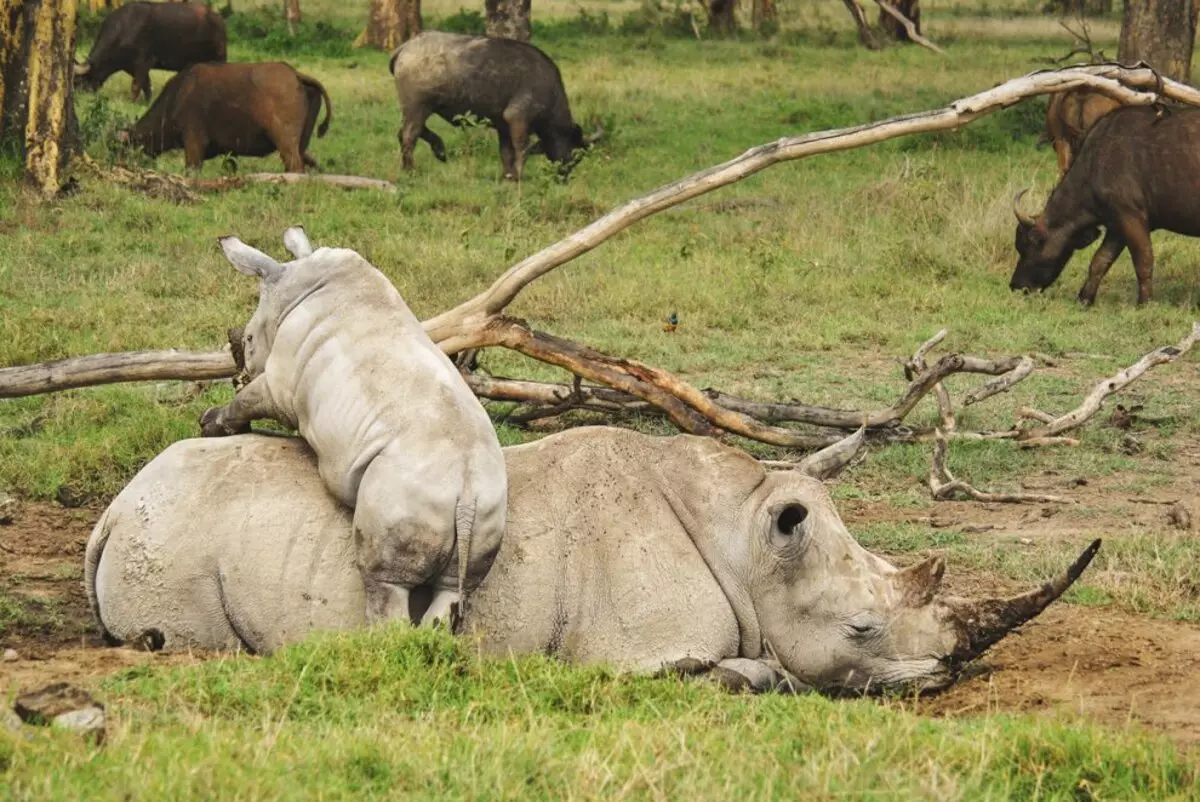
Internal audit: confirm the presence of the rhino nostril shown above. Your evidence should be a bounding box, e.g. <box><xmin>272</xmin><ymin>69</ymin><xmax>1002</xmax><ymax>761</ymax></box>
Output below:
<box><xmin>777</xmin><ymin>504</ymin><xmax>808</xmax><ymax>536</ymax></box>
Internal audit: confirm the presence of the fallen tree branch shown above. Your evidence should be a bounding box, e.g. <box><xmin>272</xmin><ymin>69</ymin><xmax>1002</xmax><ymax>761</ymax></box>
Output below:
<box><xmin>1019</xmin><ymin>322</ymin><xmax>1200</xmax><ymax>441</ymax></box>
<box><xmin>0</xmin><ymin>351</ymin><xmax>236</xmax><ymax>399</ymax></box>
<box><xmin>874</xmin><ymin>0</ymin><xmax>944</xmax><ymax>55</ymax></box>
<box><xmin>906</xmin><ymin>329</ymin><xmax>955</xmax><ymax>432</ymax></box>
<box><xmin>962</xmin><ymin>356</ymin><xmax>1035</xmax><ymax>406</ymax></box>
<box><xmin>928</xmin><ymin>431</ymin><xmax>1073</xmax><ymax>504</ymax></box>
<box><xmin>422</xmin><ymin>65</ymin><xmax>1200</xmax><ymax>349</ymax></box>
<box><xmin>191</xmin><ymin>173</ymin><xmax>399</xmax><ymax>194</ymax></box>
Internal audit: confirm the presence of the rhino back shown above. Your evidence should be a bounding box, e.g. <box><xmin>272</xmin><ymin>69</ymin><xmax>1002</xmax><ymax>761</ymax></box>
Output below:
<box><xmin>466</xmin><ymin>427</ymin><xmax>737</xmax><ymax>671</ymax></box>
<box><xmin>268</xmin><ymin>251</ymin><xmax>502</xmax><ymax>505</ymax></box>
<box><xmin>90</xmin><ymin>436</ymin><xmax>365</xmax><ymax>653</ymax></box>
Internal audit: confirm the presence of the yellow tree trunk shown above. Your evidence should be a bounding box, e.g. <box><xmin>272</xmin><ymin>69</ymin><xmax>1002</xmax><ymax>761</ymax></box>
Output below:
<box><xmin>1</xmin><ymin>0</ymin><xmax>79</xmax><ymax>197</ymax></box>
<box><xmin>354</xmin><ymin>0</ymin><xmax>420</xmax><ymax>50</ymax></box>
<box><xmin>87</xmin><ymin>0</ymin><xmax>122</xmax><ymax>11</ymax></box>
<box><xmin>286</xmin><ymin>0</ymin><xmax>301</xmax><ymax>36</ymax></box>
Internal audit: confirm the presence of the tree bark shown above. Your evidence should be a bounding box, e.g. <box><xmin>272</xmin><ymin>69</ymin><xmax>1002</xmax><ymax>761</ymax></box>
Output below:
<box><xmin>1119</xmin><ymin>0</ymin><xmax>1198</xmax><ymax>83</ymax></box>
<box><xmin>354</xmin><ymin>0</ymin><xmax>420</xmax><ymax>51</ymax></box>
<box><xmin>751</xmin><ymin>0</ymin><xmax>776</xmax><ymax>32</ymax></box>
<box><xmin>0</xmin><ymin>0</ymin><xmax>80</xmax><ymax>197</ymax></box>
<box><xmin>708</xmin><ymin>0</ymin><xmax>738</xmax><ymax>35</ymax></box>
<box><xmin>879</xmin><ymin>0</ymin><xmax>920</xmax><ymax>41</ymax></box>
<box><xmin>485</xmin><ymin>0</ymin><xmax>531</xmax><ymax>41</ymax></box>
<box><xmin>285</xmin><ymin>0</ymin><xmax>301</xmax><ymax>36</ymax></box>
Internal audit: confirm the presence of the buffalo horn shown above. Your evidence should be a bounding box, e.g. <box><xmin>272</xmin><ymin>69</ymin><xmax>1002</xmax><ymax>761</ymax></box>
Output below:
<box><xmin>945</xmin><ymin>539</ymin><xmax>1101</xmax><ymax>668</ymax></box>
<box><xmin>585</xmin><ymin>124</ymin><xmax>604</xmax><ymax>146</ymax></box>
<box><xmin>796</xmin><ymin>426</ymin><xmax>865</xmax><ymax>481</ymax></box>
<box><xmin>1012</xmin><ymin>189</ymin><xmax>1036</xmax><ymax>227</ymax></box>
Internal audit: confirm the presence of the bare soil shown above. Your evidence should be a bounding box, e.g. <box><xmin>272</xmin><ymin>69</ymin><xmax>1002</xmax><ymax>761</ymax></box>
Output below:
<box><xmin>2</xmin><ymin>496</ymin><xmax>1199</xmax><ymax>746</ymax></box>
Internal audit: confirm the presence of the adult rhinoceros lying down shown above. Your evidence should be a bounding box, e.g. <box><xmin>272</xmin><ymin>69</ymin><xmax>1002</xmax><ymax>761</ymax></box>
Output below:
<box><xmin>85</xmin><ymin>428</ymin><xmax>1098</xmax><ymax>694</ymax></box>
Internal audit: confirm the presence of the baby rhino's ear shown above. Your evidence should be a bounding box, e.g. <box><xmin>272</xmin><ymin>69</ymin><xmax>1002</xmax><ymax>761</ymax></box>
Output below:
<box><xmin>218</xmin><ymin>236</ymin><xmax>284</xmax><ymax>280</ymax></box>
<box><xmin>282</xmin><ymin>225</ymin><xmax>314</xmax><ymax>259</ymax></box>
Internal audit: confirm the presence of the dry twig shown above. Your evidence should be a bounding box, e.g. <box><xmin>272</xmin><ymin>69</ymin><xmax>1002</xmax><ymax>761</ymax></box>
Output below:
<box><xmin>928</xmin><ymin>431</ymin><xmax>1073</xmax><ymax>504</ymax></box>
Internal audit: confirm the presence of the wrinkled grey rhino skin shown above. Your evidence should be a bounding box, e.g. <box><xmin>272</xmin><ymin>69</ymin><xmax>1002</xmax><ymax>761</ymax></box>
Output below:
<box><xmin>200</xmin><ymin>228</ymin><xmax>507</xmax><ymax>627</ymax></box>
<box><xmin>86</xmin><ymin>428</ymin><xmax>1099</xmax><ymax>694</ymax></box>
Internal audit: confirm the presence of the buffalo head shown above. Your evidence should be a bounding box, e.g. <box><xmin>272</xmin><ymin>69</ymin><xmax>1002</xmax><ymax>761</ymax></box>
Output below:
<box><xmin>1009</xmin><ymin>189</ymin><xmax>1100</xmax><ymax>294</ymax></box>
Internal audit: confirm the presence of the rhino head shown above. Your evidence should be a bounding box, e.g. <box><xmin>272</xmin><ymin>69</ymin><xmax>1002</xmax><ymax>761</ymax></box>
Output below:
<box><xmin>659</xmin><ymin>430</ymin><xmax>1098</xmax><ymax>694</ymax></box>
<box><xmin>217</xmin><ymin>226</ymin><xmax>326</xmax><ymax>379</ymax></box>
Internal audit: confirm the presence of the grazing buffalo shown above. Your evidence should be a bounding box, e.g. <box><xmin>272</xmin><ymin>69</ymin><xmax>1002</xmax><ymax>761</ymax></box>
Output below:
<box><xmin>75</xmin><ymin>1</ymin><xmax>227</xmax><ymax>102</ymax></box>
<box><xmin>1011</xmin><ymin>105</ymin><xmax>1200</xmax><ymax>305</ymax></box>
<box><xmin>1043</xmin><ymin>88</ymin><xmax>1121</xmax><ymax>177</ymax></box>
<box><xmin>389</xmin><ymin>31</ymin><xmax>589</xmax><ymax>181</ymax></box>
<box><xmin>121</xmin><ymin>62</ymin><xmax>331</xmax><ymax>173</ymax></box>
<box><xmin>199</xmin><ymin>228</ymin><xmax>507</xmax><ymax>627</ymax></box>
<box><xmin>85</xmin><ymin>428</ymin><xmax>1098</xmax><ymax>695</ymax></box>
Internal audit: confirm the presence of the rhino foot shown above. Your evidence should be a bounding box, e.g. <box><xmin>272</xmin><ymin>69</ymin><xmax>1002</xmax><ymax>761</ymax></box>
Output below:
<box><xmin>199</xmin><ymin>407</ymin><xmax>251</xmax><ymax>437</ymax></box>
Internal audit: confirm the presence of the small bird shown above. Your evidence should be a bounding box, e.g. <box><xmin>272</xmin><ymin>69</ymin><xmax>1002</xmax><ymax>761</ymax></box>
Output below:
<box><xmin>663</xmin><ymin>311</ymin><xmax>678</xmax><ymax>333</ymax></box>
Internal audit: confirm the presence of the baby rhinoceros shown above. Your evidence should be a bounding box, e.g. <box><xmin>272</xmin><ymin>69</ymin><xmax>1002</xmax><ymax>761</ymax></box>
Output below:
<box><xmin>200</xmin><ymin>227</ymin><xmax>507</xmax><ymax>626</ymax></box>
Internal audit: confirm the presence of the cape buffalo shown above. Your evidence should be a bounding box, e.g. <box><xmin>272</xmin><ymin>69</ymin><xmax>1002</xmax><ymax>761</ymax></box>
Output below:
<box><xmin>1043</xmin><ymin>88</ymin><xmax>1121</xmax><ymax>177</ymax></box>
<box><xmin>75</xmin><ymin>1</ymin><xmax>227</xmax><ymax>102</ymax></box>
<box><xmin>121</xmin><ymin>62</ymin><xmax>332</xmax><ymax>173</ymax></box>
<box><xmin>1011</xmin><ymin>105</ymin><xmax>1200</xmax><ymax>305</ymax></box>
<box><xmin>85</xmin><ymin>428</ymin><xmax>1098</xmax><ymax>695</ymax></box>
<box><xmin>199</xmin><ymin>228</ymin><xmax>507</xmax><ymax>627</ymax></box>
<box><xmin>389</xmin><ymin>31</ymin><xmax>588</xmax><ymax>181</ymax></box>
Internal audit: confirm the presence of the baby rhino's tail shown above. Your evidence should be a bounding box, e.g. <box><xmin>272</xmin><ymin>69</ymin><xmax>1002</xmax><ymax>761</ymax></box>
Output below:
<box><xmin>453</xmin><ymin>477</ymin><xmax>477</xmax><ymax>622</ymax></box>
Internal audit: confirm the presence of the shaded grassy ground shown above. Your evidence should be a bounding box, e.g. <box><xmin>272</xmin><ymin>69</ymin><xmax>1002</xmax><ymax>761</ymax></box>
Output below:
<box><xmin>2</xmin><ymin>2</ymin><xmax>1199</xmax><ymax>793</ymax></box>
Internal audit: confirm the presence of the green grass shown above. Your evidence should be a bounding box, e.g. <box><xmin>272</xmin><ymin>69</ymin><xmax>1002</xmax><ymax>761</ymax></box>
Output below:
<box><xmin>3</xmin><ymin>1</ymin><xmax>1200</xmax><ymax>791</ymax></box>
<box><xmin>2</xmin><ymin>626</ymin><xmax>1195</xmax><ymax>799</ymax></box>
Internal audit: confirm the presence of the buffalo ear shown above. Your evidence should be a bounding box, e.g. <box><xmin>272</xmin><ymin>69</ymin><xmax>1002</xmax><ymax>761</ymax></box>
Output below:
<box><xmin>1071</xmin><ymin>226</ymin><xmax>1102</xmax><ymax>250</ymax></box>
<box><xmin>218</xmin><ymin>236</ymin><xmax>283</xmax><ymax>280</ymax></box>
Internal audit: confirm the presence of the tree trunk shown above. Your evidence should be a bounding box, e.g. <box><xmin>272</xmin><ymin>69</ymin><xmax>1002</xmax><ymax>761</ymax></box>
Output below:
<box><xmin>751</xmin><ymin>0</ymin><xmax>776</xmax><ymax>33</ymax></box>
<box><xmin>708</xmin><ymin>0</ymin><xmax>738</xmax><ymax>35</ymax></box>
<box><xmin>86</xmin><ymin>0</ymin><xmax>121</xmax><ymax>10</ymax></box>
<box><xmin>0</xmin><ymin>0</ymin><xmax>80</xmax><ymax>197</ymax></box>
<box><xmin>354</xmin><ymin>0</ymin><xmax>420</xmax><ymax>51</ymax></box>
<box><xmin>485</xmin><ymin>0</ymin><xmax>531</xmax><ymax>41</ymax></box>
<box><xmin>880</xmin><ymin>0</ymin><xmax>921</xmax><ymax>41</ymax></box>
<box><xmin>1119</xmin><ymin>0</ymin><xmax>1198</xmax><ymax>83</ymax></box>
<box><xmin>285</xmin><ymin>0</ymin><xmax>301</xmax><ymax>36</ymax></box>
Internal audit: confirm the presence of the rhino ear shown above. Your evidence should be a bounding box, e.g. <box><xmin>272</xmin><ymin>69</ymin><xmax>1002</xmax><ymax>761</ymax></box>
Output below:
<box><xmin>219</xmin><ymin>236</ymin><xmax>283</xmax><ymax>280</ymax></box>
<box><xmin>282</xmin><ymin>226</ymin><xmax>314</xmax><ymax>259</ymax></box>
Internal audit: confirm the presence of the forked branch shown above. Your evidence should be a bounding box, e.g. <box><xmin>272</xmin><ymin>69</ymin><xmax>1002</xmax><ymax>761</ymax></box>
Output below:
<box><xmin>928</xmin><ymin>431</ymin><xmax>1073</xmax><ymax>504</ymax></box>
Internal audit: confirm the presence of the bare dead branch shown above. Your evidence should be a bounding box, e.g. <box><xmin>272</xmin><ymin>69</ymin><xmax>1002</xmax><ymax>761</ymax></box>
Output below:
<box><xmin>928</xmin><ymin>431</ymin><xmax>1074</xmax><ymax>504</ymax></box>
<box><xmin>905</xmin><ymin>329</ymin><xmax>955</xmax><ymax>432</ymax></box>
<box><xmin>874</xmin><ymin>0</ymin><xmax>944</xmax><ymax>54</ymax></box>
<box><xmin>423</xmin><ymin>66</ymin><xmax>1200</xmax><ymax>348</ymax></box>
<box><xmin>1019</xmin><ymin>322</ymin><xmax>1200</xmax><ymax>441</ymax></box>
<box><xmin>192</xmin><ymin>173</ymin><xmax>399</xmax><ymax>193</ymax></box>
<box><xmin>962</xmin><ymin>356</ymin><xmax>1035</xmax><ymax>406</ymax></box>
<box><xmin>0</xmin><ymin>351</ymin><xmax>237</xmax><ymax>399</ymax></box>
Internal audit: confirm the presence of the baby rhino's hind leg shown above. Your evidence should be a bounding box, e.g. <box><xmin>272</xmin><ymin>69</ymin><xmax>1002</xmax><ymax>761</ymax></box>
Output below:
<box><xmin>353</xmin><ymin>464</ymin><xmax>457</xmax><ymax>625</ymax></box>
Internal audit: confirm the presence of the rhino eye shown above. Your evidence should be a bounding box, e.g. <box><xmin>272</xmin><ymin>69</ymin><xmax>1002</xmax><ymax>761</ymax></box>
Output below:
<box><xmin>776</xmin><ymin>504</ymin><xmax>808</xmax><ymax>537</ymax></box>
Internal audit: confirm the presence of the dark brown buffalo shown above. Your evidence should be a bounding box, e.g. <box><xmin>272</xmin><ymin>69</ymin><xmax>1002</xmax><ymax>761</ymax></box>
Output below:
<box><xmin>75</xmin><ymin>2</ymin><xmax>227</xmax><ymax>102</ymax></box>
<box><xmin>1011</xmin><ymin>105</ymin><xmax>1200</xmax><ymax>306</ymax></box>
<box><xmin>389</xmin><ymin>31</ymin><xmax>589</xmax><ymax>181</ymax></box>
<box><xmin>122</xmin><ymin>62</ymin><xmax>332</xmax><ymax>173</ymax></box>
<box><xmin>1043</xmin><ymin>88</ymin><xmax>1121</xmax><ymax>177</ymax></box>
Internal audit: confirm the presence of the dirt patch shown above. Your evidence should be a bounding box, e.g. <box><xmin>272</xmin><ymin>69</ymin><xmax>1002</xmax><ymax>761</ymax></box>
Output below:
<box><xmin>918</xmin><ymin>605</ymin><xmax>1200</xmax><ymax>747</ymax></box>
<box><xmin>2</xmin><ymin>500</ymin><xmax>1199</xmax><ymax>747</ymax></box>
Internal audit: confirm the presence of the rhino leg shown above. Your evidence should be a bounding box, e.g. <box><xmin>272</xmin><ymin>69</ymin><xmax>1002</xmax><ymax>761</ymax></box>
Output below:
<box><xmin>420</xmin><ymin>589</ymin><xmax>459</xmax><ymax>627</ymax></box>
<box><xmin>200</xmin><ymin>376</ymin><xmax>285</xmax><ymax>437</ymax></box>
<box><xmin>710</xmin><ymin>658</ymin><xmax>813</xmax><ymax>695</ymax></box>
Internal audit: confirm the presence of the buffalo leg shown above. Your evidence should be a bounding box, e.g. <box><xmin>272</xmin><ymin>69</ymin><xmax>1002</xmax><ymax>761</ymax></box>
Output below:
<box><xmin>497</xmin><ymin>124</ymin><xmax>518</xmax><ymax>181</ymax></box>
<box><xmin>399</xmin><ymin>110</ymin><xmax>429</xmax><ymax>171</ymax></box>
<box><xmin>131</xmin><ymin>62</ymin><xmax>151</xmax><ymax>103</ymax></box>
<box><xmin>507</xmin><ymin>119</ymin><xmax>529</xmax><ymax>182</ymax></box>
<box><xmin>278</xmin><ymin>143</ymin><xmax>306</xmax><ymax>174</ymax></box>
<box><xmin>302</xmin><ymin>153</ymin><xmax>323</xmax><ymax>172</ymax></box>
<box><xmin>1076</xmin><ymin>230</ymin><xmax>1126</xmax><ymax>306</ymax></box>
<box><xmin>1115</xmin><ymin>216</ymin><xmax>1155</xmax><ymax>305</ymax></box>
<box><xmin>199</xmin><ymin>376</ymin><xmax>285</xmax><ymax>437</ymax></box>
<box><xmin>421</xmin><ymin>127</ymin><xmax>447</xmax><ymax>162</ymax></box>
<box><xmin>1052</xmin><ymin>140</ymin><xmax>1071</xmax><ymax>178</ymax></box>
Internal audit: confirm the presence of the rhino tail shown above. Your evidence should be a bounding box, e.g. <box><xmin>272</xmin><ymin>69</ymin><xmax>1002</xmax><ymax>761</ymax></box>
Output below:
<box><xmin>298</xmin><ymin>72</ymin><xmax>333</xmax><ymax>138</ymax></box>
<box><xmin>454</xmin><ymin>482</ymin><xmax>477</xmax><ymax>611</ymax></box>
<box><xmin>83</xmin><ymin>509</ymin><xmax>121</xmax><ymax>646</ymax></box>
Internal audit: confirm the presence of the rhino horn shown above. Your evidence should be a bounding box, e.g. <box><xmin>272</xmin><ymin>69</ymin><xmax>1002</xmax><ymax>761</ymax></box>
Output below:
<box><xmin>1012</xmin><ymin>189</ymin><xmax>1037</xmax><ymax>227</ymax></box>
<box><xmin>944</xmin><ymin>539</ymin><xmax>1100</xmax><ymax>669</ymax></box>
<box><xmin>74</xmin><ymin>61</ymin><xmax>91</xmax><ymax>77</ymax></box>
<box><xmin>282</xmin><ymin>226</ymin><xmax>313</xmax><ymax>259</ymax></box>
<box><xmin>796</xmin><ymin>426</ymin><xmax>865</xmax><ymax>481</ymax></box>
